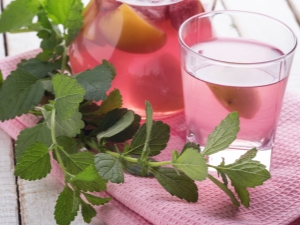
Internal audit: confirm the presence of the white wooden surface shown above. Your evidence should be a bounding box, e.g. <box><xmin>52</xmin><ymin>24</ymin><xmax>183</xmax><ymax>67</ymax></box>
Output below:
<box><xmin>0</xmin><ymin>129</ymin><xmax>19</xmax><ymax>225</ymax></box>
<box><xmin>0</xmin><ymin>0</ymin><xmax>300</xmax><ymax>225</ymax></box>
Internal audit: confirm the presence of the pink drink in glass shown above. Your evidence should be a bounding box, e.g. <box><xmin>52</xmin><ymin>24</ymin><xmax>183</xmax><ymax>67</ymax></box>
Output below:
<box><xmin>182</xmin><ymin>38</ymin><xmax>287</xmax><ymax>150</ymax></box>
<box><xmin>179</xmin><ymin>11</ymin><xmax>297</xmax><ymax>169</ymax></box>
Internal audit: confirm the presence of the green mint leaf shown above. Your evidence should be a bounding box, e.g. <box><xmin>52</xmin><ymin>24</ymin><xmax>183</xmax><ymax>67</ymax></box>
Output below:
<box><xmin>218</xmin><ymin>158</ymin><xmax>228</xmax><ymax>187</ymax></box>
<box><xmin>181</xmin><ymin>142</ymin><xmax>201</xmax><ymax>154</ymax></box>
<box><xmin>41</xmin><ymin>80</ymin><xmax>54</xmax><ymax>93</ymax></box>
<box><xmin>96</xmin><ymin>89</ymin><xmax>122</xmax><ymax>114</ymax></box>
<box><xmin>172</xmin><ymin>150</ymin><xmax>180</xmax><ymax>162</ymax></box>
<box><xmin>37</xmin><ymin>10</ymin><xmax>53</xmax><ymax>30</ymax></box>
<box><xmin>235</xmin><ymin>148</ymin><xmax>257</xmax><ymax>162</ymax></box>
<box><xmin>207</xmin><ymin>174</ymin><xmax>240</xmax><ymax>206</ymax></box>
<box><xmin>216</xmin><ymin>160</ymin><xmax>271</xmax><ymax>188</ymax></box>
<box><xmin>234</xmin><ymin>186</ymin><xmax>250</xmax><ymax>208</ymax></box>
<box><xmin>104</xmin><ymin>60</ymin><xmax>117</xmax><ymax>78</ymax></box>
<box><xmin>106</xmin><ymin>113</ymin><xmax>141</xmax><ymax>143</ymax></box>
<box><xmin>0</xmin><ymin>0</ymin><xmax>38</xmax><ymax>32</ymax></box>
<box><xmin>46</xmin><ymin>0</ymin><xmax>82</xmax><ymax>27</ymax></box>
<box><xmin>94</xmin><ymin>153</ymin><xmax>124</xmax><ymax>184</ymax></box>
<box><xmin>14</xmin><ymin>142</ymin><xmax>51</xmax><ymax>180</ymax></box>
<box><xmin>66</xmin><ymin>27</ymin><xmax>80</xmax><ymax>46</ymax></box>
<box><xmin>43</xmin><ymin>110</ymin><xmax>84</xmax><ymax>137</ymax></box>
<box><xmin>38</xmin><ymin>30</ymin><xmax>63</xmax><ymax>59</ymax></box>
<box><xmin>220</xmin><ymin>172</ymin><xmax>228</xmax><ymax>186</ymax></box>
<box><xmin>55</xmin><ymin>112</ymin><xmax>84</xmax><ymax>137</ymax></box>
<box><xmin>15</xmin><ymin>123</ymin><xmax>52</xmax><ymax>160</ymax></box>
<box><xmin>57</xmin><ymin>136</ymin><xmax>79</xmax><ymax>154</ymax></box>
<box><xmin>202</xmin><ymin>112</ymin><xmax>240</xmax><ymax>156</ymax></box>
<box><xmin>0</xmin><ymin>70</ymin><xmax>3</xmax><ymax>88</ymax></box>
<box><xmin>80</xmin><ymin>199</ymin><xmax>96</xmax><ymax>223</ymax></box>
<box><xmin>96</xmin><ymin>110</ymin><xmax>135</xmax><ymax>142</ymax></box>
<box><xmin>72</xmin><ymin>165</ymin><xmax>99</xmax><ymax>182</ymax></box>
<box><xmin>145</xmin><ymin>101</ymin><xmax>153</xmax><ymax>137</ymax></box>
<box><xmin>80</xmin><ymin>101</ymin><xmax>106</xmax><ymax>125</ymax></box>
<box><xmin>152</xmin><ymin>167</ymin><xmax>198</xmax><ymax>203</ymax></box>
<box><xmin>122</xmin><ymin>156</ymin><xmax>155</xmax><ymax>177</ymax></box>
<box><xmin>80</xmin><ymin>90</ymin><xmax>122</xmax><ymax>125</ymax></box>
<box><xmin>172</xmin><ymin>148</ymin><xmax>208</xmax><ymax>181</ymax></box>
<box><xmin>90</xmin><ymin>108</ymin><xmax>140</xmax><ymax>143</ymax></box>
<box><xmin>128</xmin><ymin>121</ymin><xmax>170</xmax><ymax>156</ymax></box>
<box><xmin>25</xmin><ymin>0</ymin><xmax>42</xmax><ymax>13</ymax></box>
<box><xmin>83</xmin><ymin>193</ymin><xmax>111</xmax><ymax>206</ymax></box>
<box><xmin>74</xmin><ymin>61</ymin><xmax>115</xmax><ymax>101</ymax></box>
<box><xmin>72</xmin><ymin>174</ymin><xmax>107</xmax><ymax>192</ymax></box>
<box><xmin>54</xmin><ymin>185</ymin><xmax>80</xmax><ymax>225</ymax></box>
<box><xmin>0</xmin><ymin>69</ymin><xmax>44</xmax><ymax>121</ymax></box>
<box><xmin>53</xmin><ymin>136</ymin><xmax>79</xmax><ymax>162</ymax></box>
<box><xmin>17</xmin><ymin>58</ymin><xmax>61</xmax><ymax>79</ymax></box>
<box><xmin>61</xmin><ymin>150</ymin><xmax>94</xmax><ymax>174</ymax></box>
<box><xmin>52</xmin><ymin>74</ymin><xmax>85</xmax><ymax>120</ymax></box>
<box><xmin>46</xmin><ymin>0</ymin><xmax>83</xmax><ymax>45</ymax></box>
<box><xmin>57</xmin><ymin>150</ymin><xmax>107</xmax><ymax>192</ymax></box>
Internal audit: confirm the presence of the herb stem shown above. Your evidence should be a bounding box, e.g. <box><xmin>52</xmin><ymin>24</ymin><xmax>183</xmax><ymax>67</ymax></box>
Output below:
<box><xmin>104</xmin><ymin>150</ymin><xmax>137</xmax><ymax>162</ymax></box>
<box><xmin>54</xmin><ymin>146</ymin><xmax>67</xmax><ymax>175</ymax></box>
<box><xmin>148</xmin><ymin>161</ymin><xmax>172</xmax><ymax>167</ymax></box>
<box><xmin>207</xmin><ymin>164</ymin><xmax>218</xmax><ymax>169</ymax></box>
<box><xmin>50</xmin><ymin>107</ymin><xmax>57</xmax><ymax>145</ymax></box>
<box><xmin>104</xmin><ymin>150</ymin><xmax>172</xmax><ymax>166</ymax></box>
<box><xmin>61</xmin><ymin>45</ymin><xmax>67</xmax><ymax>73</ymax></box>
<box><xmin>50</xmin><ymin>107</ymin><xmax>68</xmax><ymax>176</ymax></box>
<box><xmin>61</xmin><ymin>29</ymin><xmax>67</xmax><ymax>73</ymax></box>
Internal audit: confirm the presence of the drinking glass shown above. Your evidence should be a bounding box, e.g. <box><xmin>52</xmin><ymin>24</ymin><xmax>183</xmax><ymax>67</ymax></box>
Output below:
<box><xmin>178</xmin><ymin>10</ymin><xmax>297</xmax><ymax>169</ymax></box>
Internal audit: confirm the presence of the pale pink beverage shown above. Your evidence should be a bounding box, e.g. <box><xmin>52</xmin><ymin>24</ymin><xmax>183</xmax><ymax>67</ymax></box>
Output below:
<box><xmin>182</xmin><ymin>37</ymin><xmax>292</xmax><ymax>169</ymax></box>
<box><xmin>179</xmin><ymin>11</ymin><xmax>297</xmax><ymax>169</ymax></box>
<box><xmin>69</xmin><ymin>0</ymin><xmax>207</xmax><ymax>118</ymax></box>
<box><xmin>183</xmin><ymin>37</ymin><xmax>287</xmax><ymax>151</ymax></box>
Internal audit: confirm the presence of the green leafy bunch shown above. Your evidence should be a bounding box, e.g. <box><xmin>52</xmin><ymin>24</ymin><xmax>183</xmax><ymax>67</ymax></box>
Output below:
<box><xmin>0</xmin><ymin>1</ymin><xmax>271</xmax><ymax>225</ymax></box>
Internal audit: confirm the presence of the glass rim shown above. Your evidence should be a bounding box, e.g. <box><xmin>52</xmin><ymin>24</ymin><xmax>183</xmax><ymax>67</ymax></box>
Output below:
<box><xmin>178</xmin><ymin>10</ymin><xmax>298</xmax><ymax>66</ymax></box>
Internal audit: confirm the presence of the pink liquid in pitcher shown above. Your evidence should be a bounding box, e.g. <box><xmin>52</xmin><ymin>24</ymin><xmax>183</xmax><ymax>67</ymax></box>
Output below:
<box><xmin>182</xmin><ymin>37</ymin><xmax>287</xmax><ymax>150</ymax></box>
<box><xmin>69</xmin><ymin>0</ymin><xmax>209</xmax><ymax>118</ymax></box>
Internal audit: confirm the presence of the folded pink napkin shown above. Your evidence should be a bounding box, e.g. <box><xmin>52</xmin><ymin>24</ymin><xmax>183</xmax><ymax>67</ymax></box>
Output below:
<box><xmin>1</xmin><ymin>51</ymin><xmax>300</xmax><ymax>225</ymax></box>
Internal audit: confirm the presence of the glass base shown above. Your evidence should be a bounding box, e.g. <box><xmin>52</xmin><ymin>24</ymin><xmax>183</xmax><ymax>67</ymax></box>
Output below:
<box><xmin>205</xmin><ymin>148</ymin><xmax>272</xmax><ymax>171</ymax></box>
<box><xmin>187</xmin><ymin>133</ymin><xmax>272</xmax><ymax>171</ymax></box>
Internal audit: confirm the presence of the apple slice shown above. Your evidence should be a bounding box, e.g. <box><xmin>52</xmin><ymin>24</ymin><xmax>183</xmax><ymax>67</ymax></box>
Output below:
<box><xmin>208</xmin><ymin>84</ymin><xmax>261</xmax><ymax>119</ymax></box>
<box><xmin>168</xmin><ymin>0</ymin><xmax>205</xmax><ymax>30</ymax></box>
<box><xmin>99</xmin><ymin>4</ymin><xmax>167</xmax><ymax>53</ymax></box>
<box><xmin>82</xmin><ymin>0</ymin><xmax>99</xmax><ymax>40</ymax></box>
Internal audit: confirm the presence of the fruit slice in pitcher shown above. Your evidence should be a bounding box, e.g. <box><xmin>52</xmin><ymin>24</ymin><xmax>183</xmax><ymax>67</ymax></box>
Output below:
<box><xmin>208</xmin><ymin>84</ymin><xmax>261</xmax><ymax>119</ymax></box>
<box><xmin>82</xmin><ymin>0</ymin><xmax>99</xmax><ymax>40</ymax></box>
<box><xmin>99</xmin><ymin>4</ymin><xmax>167</xmax><ymax>53</ymax></box>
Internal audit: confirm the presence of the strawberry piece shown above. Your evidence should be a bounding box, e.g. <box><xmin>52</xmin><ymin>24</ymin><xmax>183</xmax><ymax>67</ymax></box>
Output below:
<box><xmin>133</xmin><ymin>5</ymin><xmax>169</xmax><ymax>23</ymax></box>
<box><xmin>169</xmin><ymin>0</ymin><xmax>205</xmax><ymax>30</ymax></box>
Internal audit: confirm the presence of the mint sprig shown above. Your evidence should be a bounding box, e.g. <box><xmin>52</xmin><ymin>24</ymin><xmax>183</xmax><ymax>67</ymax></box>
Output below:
<box><xmin>0</xmin><ymin>1</ymin><xmax>271</xmax><ymax>224</ymax></box>
<box><xmin>0</xmin><ymin>0</ymin><xmax>40</xmax><ymax>33</ymax></box>
<box><xmin>14</xmin><ymin>141</ymin><xmax>51</xmax><ymax>180</ymax></box>
<box><xmin>0</xmin><ymin>69</ymin><xmax>45</xmax><ymax>120</ymax></box>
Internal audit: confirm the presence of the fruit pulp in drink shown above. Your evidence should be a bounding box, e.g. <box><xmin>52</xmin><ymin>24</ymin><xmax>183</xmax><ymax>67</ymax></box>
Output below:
<box><xmin>182</xmin><ymin>37</ymin><xmax>287</xmax><ymax>167</ymax></box>
<box><xmin>69</xmin><ymin>0</ymin><xmax>208</xmax><ymax>118</ymax></box>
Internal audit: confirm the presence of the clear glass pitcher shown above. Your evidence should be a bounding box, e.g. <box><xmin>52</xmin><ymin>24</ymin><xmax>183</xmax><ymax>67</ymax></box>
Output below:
<box><xmin>69</xmin><ymin>0</ymin><xmax>212</xmax><ymax>118</ymax></box>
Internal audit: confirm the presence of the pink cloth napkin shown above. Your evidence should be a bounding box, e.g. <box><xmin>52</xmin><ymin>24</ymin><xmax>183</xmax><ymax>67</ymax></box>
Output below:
<box><xmin>1</xmin><ymin>50</ymin><xmax>300</xmax><ymax>225</ymax></box>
